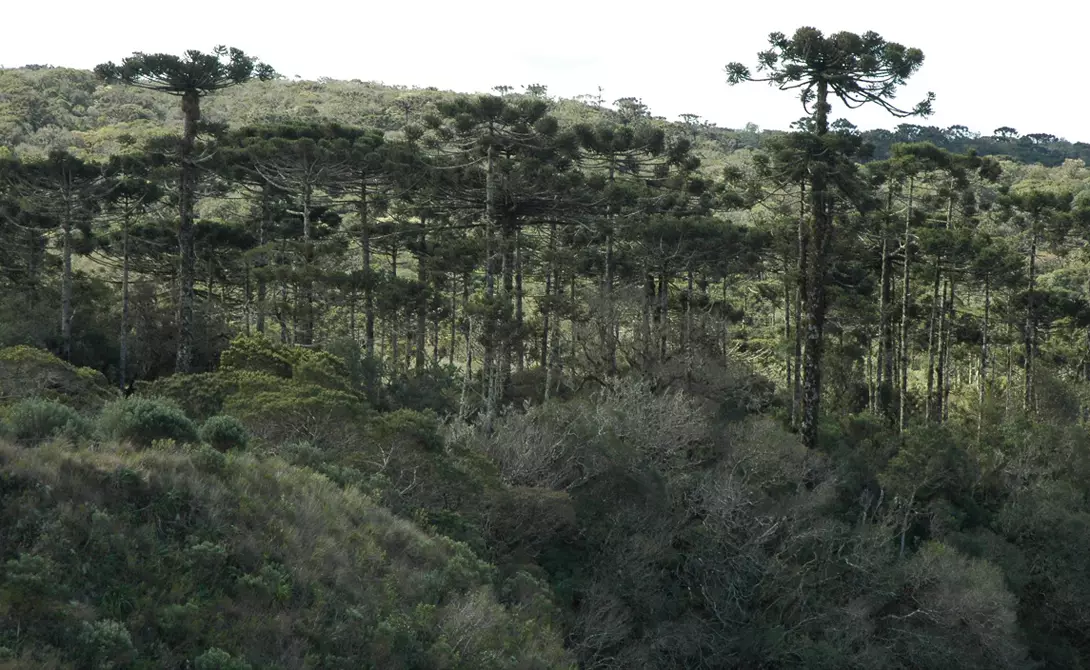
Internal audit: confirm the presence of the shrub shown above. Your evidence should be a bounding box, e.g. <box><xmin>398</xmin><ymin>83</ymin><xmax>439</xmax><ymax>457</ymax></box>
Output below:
<box><xmin>97</xmin><ymin>397</ymin><xmax>199</xmax><ymax>447</ymax></box>
<box><xmin>136</xmin><ymin>372</ymin><xmax>236</xmax><ymax>421</ymax></box>
<box><xmin>218</xmin><ymin>335</ymin><xmax>296</xmax><ymax>378</ymax></box>
<box><xmin>199</xmin><ymin>415</ymin><xmax>249</xmax><ymax>452</ymax></box>
<box><xmin>224</xmin><ymin>373</ymin><xmax>366</xmax><ymax>449</ymax></box>
<box><xmin>0</xmin><ymin>345</ymin><xmax>115</xmax><ymax>409</ymax></box>
<box><xmin>76</xmin><ymin>619</ymin><xmax>135</xmax><ymax>670</ymax></box>
<box><xmin>4</xmin><ymin>397</ymin><xmax>92</xmax><ymax>445</ymax></box>
<box><xmin>194</xmin><ymin>647</ymin><xmax>251</xmax><ymax>670</ymax></box>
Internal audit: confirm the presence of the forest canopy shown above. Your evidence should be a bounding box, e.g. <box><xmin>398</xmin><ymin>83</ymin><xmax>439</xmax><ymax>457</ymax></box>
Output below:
<box><xmin>2</xmin><ymin>30</ymin><xmax>1090</xmax><ymax>669</ymax></box>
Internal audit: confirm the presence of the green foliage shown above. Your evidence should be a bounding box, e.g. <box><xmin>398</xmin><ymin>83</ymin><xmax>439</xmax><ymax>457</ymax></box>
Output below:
<box><xmin>97</xmin><ymin>397</ymin><xmax>199</xmax><ymax>447</ymax></box>
<box><xmin>6</xmin><ymin>35</ymin><xmax>1090</xmax><ymax>670</ymax></box>
<box><xmin>198</xmin><ymin>415</ymin><xmax>249</xmax><ymax>452</ymax></box>
<box><xmin>0</xmin><ymin>346</ymin><xmax>115</xmax><ymax>410</ymax></box>
<box><xmin>0</xmin><ymin>440</ymin><xmax>572</xmax><ymax>668</ymax></box>
<box><xmin>218</xmin><ymin>336</ymin><xmax>296</xmax><ymax>378</ymax></box>
<box><xmin>3</xmin><ymin>398</ymin><xmax>91</xmax><ymax>446</ymax></box>
<box><xmin>75</xmin><ymin>619</ymin><xmax>135</xmax><ymax>670</ymax></box>
<box><xmin>223</xmin><ymin>372</ymin><xmax>366</xmax><ymax>448</ymax></box>
<box><xmin>136</xmin><ymin>372</ymin><xmax>236</xmax><ymax>421</ymax></box>
<box><xmin>193</xmin><ymin>648</ymin><xmax>251</xmax><ymax>670</ymax></box>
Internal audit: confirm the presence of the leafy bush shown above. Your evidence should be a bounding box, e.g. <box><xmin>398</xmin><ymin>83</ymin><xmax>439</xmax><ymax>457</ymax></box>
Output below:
<box><xmin>136</xmin><ymin>372</ymin><xmax>236</xmax><ymax>421</ymax></box>
<box><xmin>97</xmin><ymin>397</ymin><xmax>199</xmax><ymax>447</ymax></box>
<box><xmin>76</xmin><ymin>619</ymin><xmax>135</xmax><ymax>670</ymax></box>
<box><xmin>224</xmin><ymin>372</ymin><xmax>367</xmax><ymax>449</ymax></box>
<box><xmin>218</xmin><ymin>335</ymin><xmax>296</xmax><ymax>378</ymax></box>
<box><xmin>199</xmin><ymin>415</ymin><xmax>249</xmax><ymax>452</ymax></box>
<box><xmin>0</xmin><ymin>440</ymin><xmax>572</xmax><ymax>668</ymax></box>
<box><xmin>4</xmin><ymin>397</ymin><xmax>92</xmax><ymax>445</ymax></box>
<box><xmin>194</xmin><ymin>647</ymin><xmax>251</xmax><ymax>670</ymax></box>
<box><xmin>0</xmin><ymin>345</ymin><xmax>115</xmax><ymax>409</ymax></box>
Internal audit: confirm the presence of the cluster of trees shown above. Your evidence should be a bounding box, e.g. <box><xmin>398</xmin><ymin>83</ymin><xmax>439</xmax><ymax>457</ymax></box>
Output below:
<box><xmin>3</xmin><ymin>27</ymin><xmax>1090</xmax><ymax>669</ymax></box>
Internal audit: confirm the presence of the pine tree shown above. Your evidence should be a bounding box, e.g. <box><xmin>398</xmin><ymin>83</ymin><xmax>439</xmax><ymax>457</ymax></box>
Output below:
<box><xmin>95</xmin><ymin>47</ymin><xmax>275</xmax><ymax>372</ymax></box>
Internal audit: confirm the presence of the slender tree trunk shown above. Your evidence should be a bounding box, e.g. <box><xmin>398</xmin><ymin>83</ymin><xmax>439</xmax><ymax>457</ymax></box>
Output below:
<box><xmin>978</xmin><ymin>275</ymin><xmax>990</xmax><ymax>440</ymax></box>
<box><xmin>390</xmin><ymin>239</ymin><xmax>399</xmax><ymax>372</ymax></box>
<box><xmin>176</xmin><ymin>89</ymin><xmax>200</xmax><ymax>373</ymax></box>
<box><xmin>642</xmin><ymin>272</ymin><xmax>654</xmax><ymax>363</ymax></box>
<box><xmin>513</xmin><ymin>228</ymin><xmax>524</xmax><ymax>372</ymax></box>
<box><xmin>60</xmin><ymin>209</ymin><xmax>73</xmax><ymax>362</ymax></box>
<box><xmin>879</xmin><ymin>187</ymin><xmax>896</xmax><ymax>420</ymax></box>
<box><xmin>483</xmin><ymin>142</ymin><xmax>497</xmax><ymax>434</ymax></box>
<box><xmin>899</xmin><ymin>176</ymin><xmax>915</xmax><ymax>432</ymax></box>
<box><xmin>658</xmin><ymin>271</ymin><xmax>669</xmax><ymax>358</ymax></box>
<box><xmin>942</xmin><ymin>278</ymin><xmax>954</xmax><ymax>422</ymax></box>
<box><xmin>784</xmin><ymin>262</ymin><xmax>793</xmax><ymax>401</ymax></box>
<box><xmin>800</xmin><ymin>79</ymin><xmax>832</xmax><ymax>450</ymax></box>
<box><xmin>119</xmin><ymin>211</ymin><xmax>131</xmax><ymax>390</ymax></box>
<box><xmin>463</xmin><ymin>271</ymin><xmax>472</xmax><ymax>377</ymax></box>
<box><xmin>792</xmin><ymin>182</ymin><xmax>807</xmax><ymax>429</ymax></box>
<box><xmin>926</xmin><ymin>263</ymin><xmax>941</xmax><ymax>422</ymax></box>
<box><xmin>300</xmin><ymin>187</ymin><xmax>315</xmax><ymax>345</ymax></box>
<box><xmin>1024</xmin><ymin>229</ymin><xmax>1038</xmax><ymax>411</ymax></box>
<box><xmin>449</xmin><ymin>276</ymin><xmax>458</xmax><ymax>368</ymax></box>
<box><xmin>541</xmin><ymin>222</ymin><xmax>557</xmax><ymax>370</ymax></box>
<box><xmin>415</xmin><ymin>217</ymin><xmax>428</xmax><ymax>371</ymax></box>
<box><xmin>358</xmin><ymin>180</ymin><xmax>375</xmax><ymax>358</ymax></box>
<box><xmin>256</xmin><ymin>189</ymin><xmax>269</xmax><ymax>334</ymax></box>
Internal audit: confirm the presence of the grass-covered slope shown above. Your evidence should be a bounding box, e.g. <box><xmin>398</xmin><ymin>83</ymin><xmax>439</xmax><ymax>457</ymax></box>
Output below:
<box><xmin>0</xmin><ymin>439</ymin><xmax>571</xmax><ymax>669</ymax></box>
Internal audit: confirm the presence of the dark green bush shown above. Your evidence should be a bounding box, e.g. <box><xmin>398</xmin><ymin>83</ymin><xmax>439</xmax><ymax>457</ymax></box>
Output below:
<box><xmin>194</xmin><ymin>647</ymin><xmax>252</xmax><ymax>670</ymax></box>
<box><xmin>199</xmin><ymin>415</ymin><xmax>249</xmax><ymax>452</ymax></box>
<box><xmin>76</xmin><ymin>619</ymin><xmax>136</xmax><ymax>669</ymax></box>
<box><xmin>136</xmin><ymin>372</ymin><xmax>237</xmax><ymax>421</ymax></box>
<box><xmin>4</xmin><ymin>397</ymin><xmax>92</xmax><ymax>445</ymax></box>
<box><xmin>97</xmin><ymin>397</ymin><xmax>199</xmax><ymax>447</ymax></box>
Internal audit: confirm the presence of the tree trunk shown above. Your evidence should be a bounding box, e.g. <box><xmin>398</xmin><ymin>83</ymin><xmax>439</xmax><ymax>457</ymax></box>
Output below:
<box><xmin>415</xmin><ymin>217</ymin><xmax>427</xmax><ymax>371</ymax></box>
<box><xmin>541</xmin><ymin>222</ymin><xmax>557</xmax><ymax>370</ymax></box>
<box><xmin>515</xmin><ymin>228</ymin><xmax>525</xmax><ymax>372</ymax></box>
<box><xmin>300</xmin><ymin>186</ymin><xmax>315</xmax><ymax>345</ymax></box>
<box><xmin>176</xmin><ymin>89</ymin><xmax>200</xmax><ymax>373</ymax></box>
<box><xmin>800</xmin><ymin>79</ymin><xmax>832</xmax><ymax>450</ymax></box>
<box><xmin>784</xmin><ymin>263</ymin><xmax>793</xmax><ymax>402</ymax></box>
<box><xmin>119</xmin><ymin>211</ymin><xmax>131</xmax><ymax>390</ymax></box>
<box><xmin>942</xmin><ymin>278</ymin><xmax>954</xmax><ymax>422</ymax></box>
<box><xmin>358</xmin><ymin>180</ymin><xmax>375</xmax><ymax>358</ymax></box>
<box><xmin>658</xmin><ymin>271</ymin><xmax>669</xmax><ymax>358</ymax></box>
<box><xmin>449</xmin><ymin>276</ymin><xmax>458</xmax><ymax>368</ymax></box>
<box><xmin>899</xmin><ymin>176</ymin><xmax>915</xmax><ymax>432</ymax></box>
<box><xmin>792</xmin><ymin>181</ymin><xmax>807</xmax><ymax>429</ymax></box>
<box><xmin>60</xmin><ymin>210</ymin><xmax>73</xmax><ymax>362</ymax></box>
<box><xmin>1024</xmin><ymin>229</ymin><xmax>1038</xmax><ymax>412</ymax></box>
<box><xmin>978</xmin><ymin>275</ymin><xmax>990</xmax><ymax>440</ymax></box>
<box><xmin>878</xmin><ymin>186</ymin><xmax>895</xmax><ymax>420</ymax></box>
<box><xmin>256</xmin><ymin>188</ymin><xmax>269</xmax><ymax>334</ymax></box>
<box><xmin>483</xmin><ymin>142</ymin><xmax>497</xmax><ymax>434</ymax></box>
<box><xmin>390</xmin><ymin>238</ymin><xmax>399</xmax><ymax>372</ymax></box>
<box><xmin>926</xmin><ymin>263</ymin><xmax>941</xmax><ymax>422</ymax></box>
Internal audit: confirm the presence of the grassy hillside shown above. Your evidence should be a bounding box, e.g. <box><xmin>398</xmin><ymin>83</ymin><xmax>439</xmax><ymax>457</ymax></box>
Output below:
<box><xmin>3</xmin><ymin>65</ymin><xmax>1086</xmax><ymax>171</ymax></box>
<box><xmin>0</xmin><ymin>343</ymin><xmax>572</xmax><ymax>669</ymax></box>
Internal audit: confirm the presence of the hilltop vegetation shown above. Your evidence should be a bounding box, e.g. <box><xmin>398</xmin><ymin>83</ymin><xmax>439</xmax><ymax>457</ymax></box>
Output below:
<box><xmin>2</xmin><ymin>28</ymin><xmax>1090</xmax><ymax>669</ymax></box>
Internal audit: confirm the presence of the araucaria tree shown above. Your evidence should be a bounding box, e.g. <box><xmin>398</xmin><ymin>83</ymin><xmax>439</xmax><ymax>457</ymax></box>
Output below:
<box><xmin>94</xmin><ymin>47</ymin><xmax>275</xmax><ymax>372</ymax></box>
<box><xmin>726</xmin><ymin>27</ymin><xmax>934</xmax><ymax>448</ymax></box>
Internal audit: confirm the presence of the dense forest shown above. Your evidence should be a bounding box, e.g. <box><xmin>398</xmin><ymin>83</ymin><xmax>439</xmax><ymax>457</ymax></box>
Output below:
<box><xmin>2</xmin><ymin>29</ymin><xmax>1090</xmax><ymax>669</ymax></box>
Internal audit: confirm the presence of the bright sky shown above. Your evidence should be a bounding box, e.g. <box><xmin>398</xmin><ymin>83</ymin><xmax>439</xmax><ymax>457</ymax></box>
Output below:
<box><xmin>6</xmin><ymin>0</ymin><xmax>1088</xmax><ymax>141</ymax></box>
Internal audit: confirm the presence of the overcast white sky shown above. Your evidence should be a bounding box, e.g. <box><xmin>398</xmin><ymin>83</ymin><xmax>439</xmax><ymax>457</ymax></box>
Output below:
<box><xmin>4</xmin><ymin>0</ymin><xmax>1088</xmax><ymax>141</ymax></box>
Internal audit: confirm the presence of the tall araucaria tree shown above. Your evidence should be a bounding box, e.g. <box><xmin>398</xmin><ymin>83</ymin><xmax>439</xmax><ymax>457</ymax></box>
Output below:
<box><xmin>94</xmin><ymin>46</ymin><xmax>276</xmax><ymax>373</ymax></box>
<box><xmin>726</xmin><ymin>27</ymin><xmax>934</xmax><ymax>449</ymax></box>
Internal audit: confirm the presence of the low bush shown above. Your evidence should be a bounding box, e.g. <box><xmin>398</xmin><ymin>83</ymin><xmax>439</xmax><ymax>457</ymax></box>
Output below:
<box><xmin>97</xmin><ymin>397</ymin><xmax>199</xmax><ymax>447</ymax></box>
<box><xmin>4</xmin><ymin>397</ymin><xmax>92</xmax><ymax>446</ymax></box>
<box><xmin>199</xmin><ymin>415</ymin><xmax>249</xmax><ymax>452</ymax></box>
